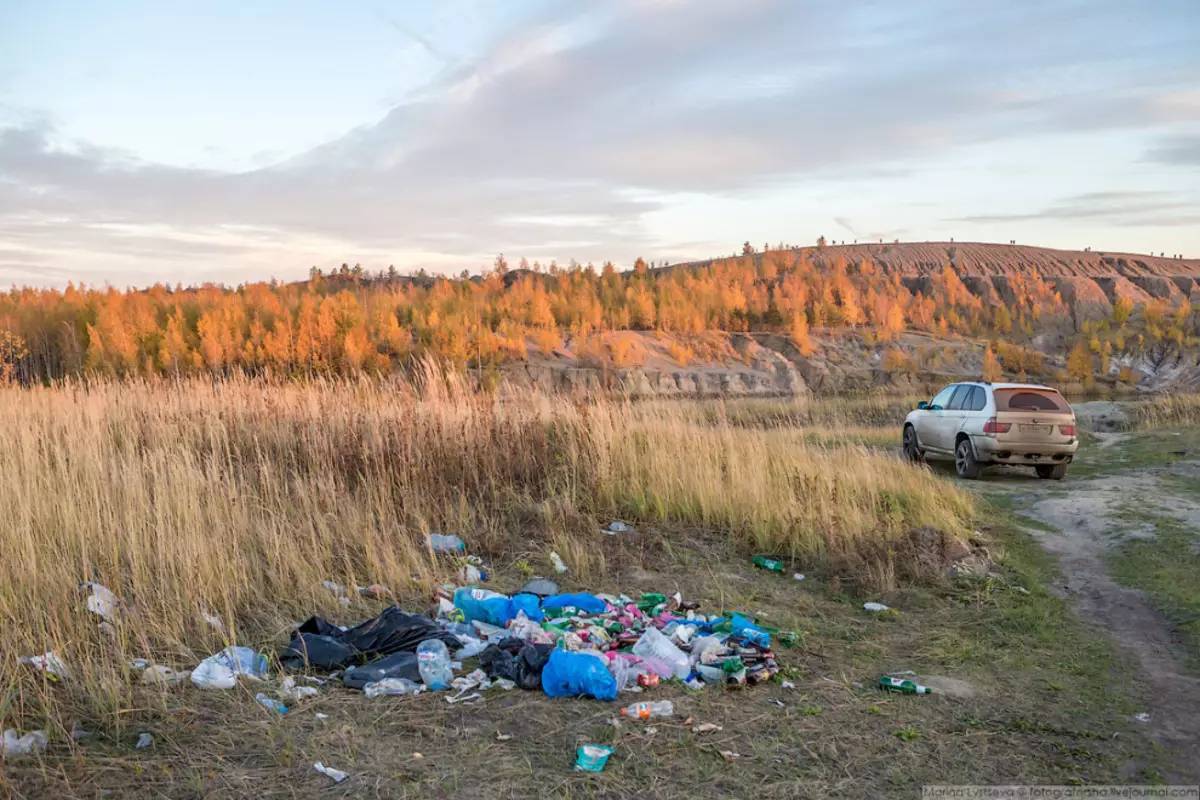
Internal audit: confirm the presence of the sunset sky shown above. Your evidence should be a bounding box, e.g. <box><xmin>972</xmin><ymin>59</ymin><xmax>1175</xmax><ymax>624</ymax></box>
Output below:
<box><xmin>1</xmin><ymin>0</ymin><xmax>1198</xmax><ymax>288</ymax></box>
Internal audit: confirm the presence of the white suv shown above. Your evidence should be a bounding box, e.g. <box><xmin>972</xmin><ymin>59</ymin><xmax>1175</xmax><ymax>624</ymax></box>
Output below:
<box><xmin>902</xmin><ymin>382</ymin><xmax>1079</xmax><ymax>480</ymax></box>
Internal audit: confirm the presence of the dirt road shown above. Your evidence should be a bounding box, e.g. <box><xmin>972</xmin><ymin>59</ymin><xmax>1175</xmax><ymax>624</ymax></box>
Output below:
<box><xmin>972</xmin><ymin>445</ymin><xmax>1200</xmax><ymax>783</ymax></box>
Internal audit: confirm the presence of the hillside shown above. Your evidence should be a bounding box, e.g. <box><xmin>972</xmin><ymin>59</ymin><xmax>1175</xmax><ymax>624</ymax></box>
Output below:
<box><xmin>676</xmin><ymin>241</ymin><xmax>1200</xmax><ymax>321</ymax></box>
<box><xmin>0</xmin><ymin>241</ymin><xmax>1197</xmax><ymax>394</ymax></box>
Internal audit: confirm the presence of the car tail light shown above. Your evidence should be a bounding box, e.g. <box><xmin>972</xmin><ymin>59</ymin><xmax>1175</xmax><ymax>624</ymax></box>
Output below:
<box><xmin>982</xmin><ymin>418</ymin><xmax>1011</xmax><ymax>434</ymax></box>
<box><xmin>1059</xmin><ymin>424</ymin><xmax>1076</xmax><ymax>436</ymax></box>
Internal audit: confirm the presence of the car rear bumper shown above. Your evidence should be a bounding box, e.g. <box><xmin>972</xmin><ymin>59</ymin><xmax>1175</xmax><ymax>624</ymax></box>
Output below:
<box><xmin>971</xmin><ymin>435</ymin><xmax>1078</xmax><ymax>465</ymax></box>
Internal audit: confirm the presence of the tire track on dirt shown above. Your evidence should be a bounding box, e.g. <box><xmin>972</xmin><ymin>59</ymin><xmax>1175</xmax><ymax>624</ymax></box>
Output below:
<box><xmin>1023</xmin><ymin>472</ymin><xmax>1200</xmax><ymax>783</ymax></box>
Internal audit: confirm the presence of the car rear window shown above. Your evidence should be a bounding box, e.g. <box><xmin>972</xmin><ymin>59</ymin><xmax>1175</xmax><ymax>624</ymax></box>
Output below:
<box><xmin>994</xmin><ymin>388</ymin><xmax>1070</xmax><ymax>412</ymax></box>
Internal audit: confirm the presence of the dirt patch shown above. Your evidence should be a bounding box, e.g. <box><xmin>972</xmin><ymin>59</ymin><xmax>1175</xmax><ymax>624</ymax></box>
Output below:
<box><xmin>1022</xmin><ymin>473</ymin><xmax>1200</xmax><ymax>783</ymax></box>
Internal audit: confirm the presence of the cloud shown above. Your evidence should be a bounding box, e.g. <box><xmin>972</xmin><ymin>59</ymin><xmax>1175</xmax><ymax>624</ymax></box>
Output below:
<box><xmin>952</xmin><ymin>191</ymin><xmax>1200</xmax><ymax>227</ymax></box>
<box><xmin>2</xmin><ymin>0</ymin><xmax>1198</xmax><ymax>285</ymax></box>
<box><xmin>1144</xmin><ymin>134</ymin><xmax>1200</xmax><ymax>166</ymax></box>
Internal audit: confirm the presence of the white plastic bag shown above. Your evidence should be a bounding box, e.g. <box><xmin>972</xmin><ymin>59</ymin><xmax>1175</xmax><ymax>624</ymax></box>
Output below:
<box><xmin>632</xmin><ymin>627</ymin><xmax>690</xmax><ymax>680</ymax></box>
<box><xmin>2</xmin><ymin>729</ymin><xmax>49</xmax><ymax>757</ymax></box>
<box><xmin>82</xmin><ymin>582</ymin><xmax>122</xmax><ymax>623</ymax></box>
<box><xmin>191</xmin><ymin>659</ymin><xmax>237</xmax><ymax>690</ymax></box>
<box><xmin>20</xmin><ymin>651</ymin><xmax>70</xmax><ymax>680</ymax></box>
<box><xmin>279</xmin><ymin>676</ymin><xmax>319</xmax><ymax>702</ymax></box>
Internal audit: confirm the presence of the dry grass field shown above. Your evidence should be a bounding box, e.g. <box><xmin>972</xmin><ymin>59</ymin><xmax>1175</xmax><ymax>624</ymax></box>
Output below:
<box><xmin>5</xmin><ymin>375</ymin><xmax>1197</xmax><ymax>796</ymax></box>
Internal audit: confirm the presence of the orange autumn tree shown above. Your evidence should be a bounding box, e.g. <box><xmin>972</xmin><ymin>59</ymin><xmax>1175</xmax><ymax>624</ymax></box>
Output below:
<box><xmin>0</xmin><ymin>244</ymin><xmax>1189</xmax><ymax>382</ymax></box>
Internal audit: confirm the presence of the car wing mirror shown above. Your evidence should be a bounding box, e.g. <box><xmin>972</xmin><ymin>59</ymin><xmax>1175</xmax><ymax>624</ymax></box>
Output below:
<box><xmin>916</xmin><ymin>401</ymin><xmax>929</xmax><ymax>410</ymax></box>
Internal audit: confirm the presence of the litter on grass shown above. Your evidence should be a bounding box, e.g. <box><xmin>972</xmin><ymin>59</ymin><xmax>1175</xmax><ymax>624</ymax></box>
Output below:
<box><xmin>314</xmin><ymin>762</ymin><xmax>348</xmax><ymax>783</ymax></box>
<box><xmin>863</xmin><ymin>602</ymin><xmax>891</xmax><ymax>612</ymax></box>
<box><xmin>29</xmin><ymin>551</ymin><xmax>794</xmax><ymax>736</ymax></box>
<box><xmin>136</xmin><ymin>733</ymin><xmax>153</xmax><ymax>750</ymax></box>
<box><xmin>81</xmin><ymin>582</ymin><xmax>122</xmax><ymax>623</ymax></box>
<box><xmin>142</xmin><ymin>666</ymin><xmax>191</xmax><ymax>686</ymax></box>
<box><xmin>2</xmin><ymin>729</ymin><xmax>49</xmax><ymax>757</ymax></box>
<box><xmin>274</xmin><ymin>578</ymin><xmax>789</xmax><ymax>710</ymax></box>
<box><xmin>20</xmin><ymin>651</ymin><xmax>70</xmax><ymax>680</ymax></box>
<box><xmin>574</xmin><ymin>745</ymin><xmax>615</xmax><ymax>773</ymax></box>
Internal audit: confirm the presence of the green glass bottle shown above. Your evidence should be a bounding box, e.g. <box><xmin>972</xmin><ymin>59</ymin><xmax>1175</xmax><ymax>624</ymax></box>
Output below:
<box><xmin>753</xmin><ymin>555</ymin><xmax>784</xmax><ymax>572</ymax></box>
<box><xmin>878</xmin><ymin>675</ymin><xmax>932</xmax><ymax>694</ymax></box>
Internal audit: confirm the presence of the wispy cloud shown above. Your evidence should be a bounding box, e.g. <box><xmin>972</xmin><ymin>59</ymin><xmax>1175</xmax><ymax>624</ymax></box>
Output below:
<box><xmin>1144</xmin><ymin>133</ymin><xmax>1200</xmax><ymax>166</ymax></box>
<box><xmin>952</xmin><ymin>191</ymin><xmax>1200</xmax><ymax>227</ymax></box>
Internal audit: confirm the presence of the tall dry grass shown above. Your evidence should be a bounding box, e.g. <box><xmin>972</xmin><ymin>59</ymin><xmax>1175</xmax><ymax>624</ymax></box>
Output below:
<box><xmin>1131</xmin><ymin>394</ymin><xmax>1200</xmax><ymax>429</ymax></box>
<box><xmin>0</xmin><ymin>371</ymin><xmax>971</xmax><ymax>728</ymax></box>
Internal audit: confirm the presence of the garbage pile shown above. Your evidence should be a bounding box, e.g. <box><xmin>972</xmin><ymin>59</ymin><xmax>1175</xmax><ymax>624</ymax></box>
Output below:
<box><xmin>278</xmin><ymin>575</ymin><xmax>789</xmax><ymax>702</ymax></box>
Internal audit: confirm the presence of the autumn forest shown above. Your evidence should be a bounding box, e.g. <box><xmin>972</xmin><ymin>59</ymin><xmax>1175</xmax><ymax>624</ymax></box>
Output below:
<box><xmin>1</xmin><ymin>245</ymin><xmax>1197</xmax><ymax>386</ymax></box>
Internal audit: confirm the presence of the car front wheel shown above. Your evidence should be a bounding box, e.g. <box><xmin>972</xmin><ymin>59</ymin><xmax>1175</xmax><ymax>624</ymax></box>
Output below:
<box><xmin>902</xmin><ymin>425</ymin><xmax>923</xmax><ymax>463</ymax></box>
<box><xmin>955</xmin><ymin>439</ymin><xmax>981</xmax><ymax>480</ymax></box>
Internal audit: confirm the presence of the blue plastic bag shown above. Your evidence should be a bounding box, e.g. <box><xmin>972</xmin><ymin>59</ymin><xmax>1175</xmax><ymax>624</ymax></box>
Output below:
<box><xmin>511</xmin><ymin>593</ymin><xmax>545</xmax><ymax>622</ymax></box>
<box><xmin>731</xmin><ymin>613</ymin><xmax>770</xmax><ymax>647</ymax></box>
<box><xmin>453</xmin><ymin>588</ymin><xmax>515</xmax><ymax>627</ymax></box>
<box><xmin>541</xmin><ymin>649</ymin><xmax>619</xmax><ymax>701</ymax></box>
<box><xmin>540</xmin><ymin>593</ymin><xmax>608</xmax><ymax>615</ymax></box>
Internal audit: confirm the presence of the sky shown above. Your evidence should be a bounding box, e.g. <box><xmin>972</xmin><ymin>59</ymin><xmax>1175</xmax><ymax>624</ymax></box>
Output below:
<box><xmin>0</xmin><ymin>0</ymin><xmax>1198</xmax><ymax>289</ymax></box>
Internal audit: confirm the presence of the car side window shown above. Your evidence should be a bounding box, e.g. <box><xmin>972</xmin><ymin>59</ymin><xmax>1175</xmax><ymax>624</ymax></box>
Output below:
<box><xmin>930</xmin><ymin>385</ymin><xmax>957</xmax><ymax>410</ymax></box>
<box><xmin>966</xmin><ymin>386</ymin><xmax>986</xmax><ymax>411</ymax></box>
<box><xmin>947</xmin><ymin>385</ymin><xmax>972</xmax><ymax>410</ymax></box>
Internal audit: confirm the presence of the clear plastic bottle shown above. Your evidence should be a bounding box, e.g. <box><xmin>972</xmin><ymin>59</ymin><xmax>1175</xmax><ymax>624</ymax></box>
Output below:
<box><xmin>416</xmin><ymin>639</ymin><xmax>453</xmax><ymax>690</ymax></box>
<box><xmin>255</xmin><ymin>693</ymin><xmax>288</xmax><ymax>714</ymax></box>
<box><xmin>620</xmin><ymin>700</ymin><xmax>674</xmax><ymax>719</ymax></box>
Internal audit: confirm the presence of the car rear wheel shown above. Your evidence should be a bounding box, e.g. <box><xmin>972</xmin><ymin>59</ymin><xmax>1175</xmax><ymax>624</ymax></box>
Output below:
<box><xmin>1036</xmin><ymin>463</ymin><xmax>1069</xmax><ymax>480</ymax></box>
<box><xmin>955</xmin><ymin>439</ymin><xmax>981</xmax><ymax>480</ymax></box>
<box><xmin>902</xmin><ymin>425</ymin><xmax>923</xmax><ymax>463</ymax></box>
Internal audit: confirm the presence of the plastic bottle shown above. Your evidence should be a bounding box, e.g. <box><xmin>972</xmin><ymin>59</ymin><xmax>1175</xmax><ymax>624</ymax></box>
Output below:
<box><xmin>620</xmin><ymin>700</ymin><xmax>675</xmax><ymax>719</ymax></box>
<box><xmin>417</xmin><ymin>639</ymin><xmax>453</xmax><ymax>690</ymax></box>
<box><xmin>878</xmin><ymin>675</ymin><xmax>932</xmax><ymax>694</ymax></box>
<box><xmin>753</xmin><ymin>555</ymin><xmax>784</xmax><ymax>572</ymax></box>
<box><xmin>426</xmin><ymin>534</ymin><xmax>466</xmax><ymax>554</ymax></box>
<box><xmin>255</xmin><ymin>693</ymin><xmax>288</xmax><ymax>714</ymax></box>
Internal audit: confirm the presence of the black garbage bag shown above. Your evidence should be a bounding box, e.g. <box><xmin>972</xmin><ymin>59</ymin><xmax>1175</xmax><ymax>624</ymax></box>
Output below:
<box><xmin>279</xmin><ymin>633</ymin><xmax>358</xmax><ymax>670</ymax></box>
<box><xmin>342</xmin><ymin>651</ymin><xmax>420</xmax><ymax>689</ymax></box>
<box><xmin>479</xmin><ymin>639</ymin><xmax>551</xmax><ymax>690</ymax></box>
<box><xmin>516</xmin><ymin>643</ymin><xmax>553</xmax><ymax>690</ymax></box>
<box><xmin>479</xmin><ymin>644</ymin><xmax>518</xmax><ymax>682</ymax></box>
<box><xmin>281</xmin><ymin>606</ymin><xmax>459</xmax><ymax>672</ymax></box>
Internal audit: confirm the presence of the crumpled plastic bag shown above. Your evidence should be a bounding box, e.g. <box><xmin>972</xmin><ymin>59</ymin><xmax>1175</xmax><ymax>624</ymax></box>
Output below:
<box><xmin>541</xmin><ymin>593</ymin><xmax>608</xmax><ymax>615</ymax></box>
<box><xmin>541</xmin><ymin>649</ymin><xmax>618</xmax><ymax>701</ymax></box>
<box><xmin>281</xmin><ymin>607</ymin><xmax>458</xmax><ymax>670</ymax></box>
<box><xmin>191</xmin><ymin>659</ymin><xmax>236</xmax><ymax>690</ymax></box>
<box><xmin>191</xmin><ymin>647</ymin><xmax>267</xmax><ymax>689</ymax></box>
<box><xmin>478</xmin><ymin>639</ymin><xmax>553</xmax><ymax>690</ymax></box>
<box><xmin>20</xmin><ymin>651</ymin><xmax>70</xmax><ymax>680</ymax></box>
<box><xmin>632</xmin><ymin>627</ymin><xmax>690</xmax><ymax>680</ymax></box>
<box><xmin>2</xmin><ymin>729</ymin><xmax>49</xmax><ymax>758</ymax></box>
<box><xmin>81</xmin><ymin>582</ymin><xmax>122</xmax><ymax>623</ymax></box>
<box><xmin>279</xmin><ymin>676</ymin><xmax>320</xmax><ymax>702</ymax></box>
<box><xmin>453</xmin><ymin>588</ymin><xmax>515</xmax><ymax>627</ymax></box>
<box><xmin>341</xmin><ymin>651</ymin><xmax>420</xmax><ymax>690</ymax></box>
